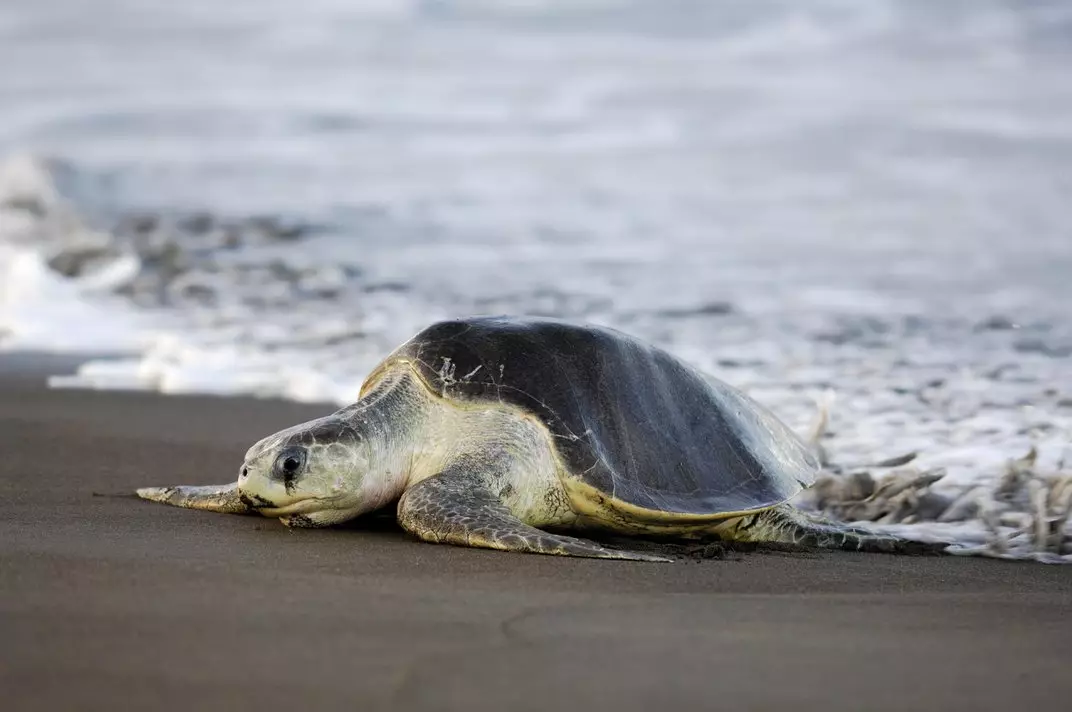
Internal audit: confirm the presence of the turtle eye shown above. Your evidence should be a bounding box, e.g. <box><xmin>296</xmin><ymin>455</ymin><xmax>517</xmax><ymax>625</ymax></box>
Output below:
<box><xmin>273</xmin><ymin>447</ymin><xmax>307</xmax><ymax>483</ymax></box>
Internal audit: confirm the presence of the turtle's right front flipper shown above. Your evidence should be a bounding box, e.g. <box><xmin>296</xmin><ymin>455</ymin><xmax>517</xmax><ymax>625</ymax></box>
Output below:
<box><xmin>136</xmin><ymin>482</ymin><xmax>252</xmax><ymax>514</ymax></box>
<box><xmin>397</xmin><ymin>467</ymin><xmax>671</xmax><ymax>562</ymax></box>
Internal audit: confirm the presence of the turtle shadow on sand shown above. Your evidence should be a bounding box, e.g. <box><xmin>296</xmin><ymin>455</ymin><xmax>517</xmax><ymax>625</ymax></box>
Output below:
<box><xmin>257</xmin><ymin>503</ymin><xmax>920</xmax><ymax>562</ymax></box>
<box><xmin>321</xmin><ymin>508</ymin><xmax>820</xmax><ymax>562</ymax></box>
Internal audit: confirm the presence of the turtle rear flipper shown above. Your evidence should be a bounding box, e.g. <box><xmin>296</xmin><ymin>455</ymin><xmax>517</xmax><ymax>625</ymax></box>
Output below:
<box><xmin>397</xmin><ymin>466</ymin><xmax>671</xmax><ymax>562</ymax></box>
<box><xmin>739</xmin><ymin>504</ymin><xmax>950</xmax><ymax>555</ymax></box>
<box><xmin>136</xmin><ymin>483</ymin><xmax>252</xmax><ymax>514</ymax></box>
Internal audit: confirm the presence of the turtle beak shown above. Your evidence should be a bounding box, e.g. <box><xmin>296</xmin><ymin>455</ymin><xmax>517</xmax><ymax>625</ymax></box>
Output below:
<box><xmin>239</xmin><ymin>492</ymin><xmax>274</xmax><ymax>510</ymax></box>
<box><xmin>236</xmin><ymin>460</ymin><xmax>277</xmax><ymax>511</ymax></box>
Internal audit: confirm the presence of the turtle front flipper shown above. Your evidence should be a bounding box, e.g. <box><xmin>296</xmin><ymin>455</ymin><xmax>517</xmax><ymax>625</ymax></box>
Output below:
<box><xmin>136</xmin><ymin>483</ymin><xmax>252</xmax><ymax>514</ymax></box>
<box><xmin>397</xmin><ymin>468</ymin><xmax>671</xmax><ymax>562</ymax></box>
<box><xmin>735</xmin><ymin>504</ymin><xmax>950</xmax><ymax>555</ymax></box>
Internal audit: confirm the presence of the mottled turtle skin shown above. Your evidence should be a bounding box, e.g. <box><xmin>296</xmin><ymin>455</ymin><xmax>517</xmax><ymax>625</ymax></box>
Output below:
<box><xmin>138</xmin><ymin>316</ymin><xmax>941</xmax><ymax>561</ymax></box>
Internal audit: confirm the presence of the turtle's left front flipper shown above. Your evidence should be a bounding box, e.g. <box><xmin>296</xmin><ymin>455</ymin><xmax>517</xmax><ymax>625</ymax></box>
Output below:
<box><xmin>397</xmin><ymin>466</ymin><xmax>671</xmax><ymax>562</ymax></box>
<box><xmin>136</xmin><ymin>482</ymin><xmax>252</xmax><ymax>514</ymax></box>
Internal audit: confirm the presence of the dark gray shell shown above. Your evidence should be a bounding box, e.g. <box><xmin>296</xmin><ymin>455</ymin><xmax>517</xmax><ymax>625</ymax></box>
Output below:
<box><xmin>389</xmin><ymin>316</ymin><xmax>819</xmax><ymax>515</ymax></box>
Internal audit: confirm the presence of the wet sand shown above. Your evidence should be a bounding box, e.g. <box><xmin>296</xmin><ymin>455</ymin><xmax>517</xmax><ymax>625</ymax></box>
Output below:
<box><xmin>1</xmin><ymin>361</ymin><xmax>1070</xmax><ymax>712</ymax></box>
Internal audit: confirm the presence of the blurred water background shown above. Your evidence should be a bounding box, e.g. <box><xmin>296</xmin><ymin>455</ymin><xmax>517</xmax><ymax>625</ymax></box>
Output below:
<box><xmin>1</xmin><ymin>0</ymin><xmax>1071</xmax><ymax>550</ymax></box>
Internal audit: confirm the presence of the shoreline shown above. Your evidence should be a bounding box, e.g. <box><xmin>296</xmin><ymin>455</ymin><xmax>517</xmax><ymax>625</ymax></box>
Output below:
<box><xmin>0</xmin><ymin>349</ymin><xmax>100</xmax><ymax>382</ymax></box>
<box><xmin>2</xmin><ymin>359</ymin><xmax>1071</xmax><ymax>711</ymax></box>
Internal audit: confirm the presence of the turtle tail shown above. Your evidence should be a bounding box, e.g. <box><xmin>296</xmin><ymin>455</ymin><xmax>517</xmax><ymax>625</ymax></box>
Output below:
<box><xmin>736</xmin><ymin>504</ymin><xmax>950</xmax><ymax>555</ymax></box>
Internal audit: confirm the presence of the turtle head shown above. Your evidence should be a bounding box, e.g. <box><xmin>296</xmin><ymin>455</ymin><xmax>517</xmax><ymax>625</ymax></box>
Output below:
<box><xmin>237</xmin><ymin>413</ymin><xmax>392</xmax><ymax>527</ymax></box>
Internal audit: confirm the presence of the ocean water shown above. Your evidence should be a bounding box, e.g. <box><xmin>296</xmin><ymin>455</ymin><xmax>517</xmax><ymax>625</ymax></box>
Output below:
<box><xmin>2</xmin><ymin>0</ymin><xmax>1071</xmax><ymax>557</ymax></box>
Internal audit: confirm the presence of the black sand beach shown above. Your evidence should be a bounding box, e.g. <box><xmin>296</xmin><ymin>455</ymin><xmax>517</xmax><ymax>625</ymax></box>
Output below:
<box><xmin>2</xmin><ymin>362</ymin><xmax>1070</xmax><ymax>712</ymax></box>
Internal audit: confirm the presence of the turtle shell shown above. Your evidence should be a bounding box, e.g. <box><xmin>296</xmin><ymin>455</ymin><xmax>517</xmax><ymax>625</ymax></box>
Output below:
<box><xmin>384</xmin><ymin>316</ymin><xmax>819</xmax><ymax>516</ymax></box>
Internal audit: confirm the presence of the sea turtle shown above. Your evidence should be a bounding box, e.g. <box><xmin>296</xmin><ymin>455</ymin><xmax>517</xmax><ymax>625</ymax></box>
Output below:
<box><xmin>138</xmin><ymin>316</ymin><xmax>940</xmax><ymax>561</ymax></box>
